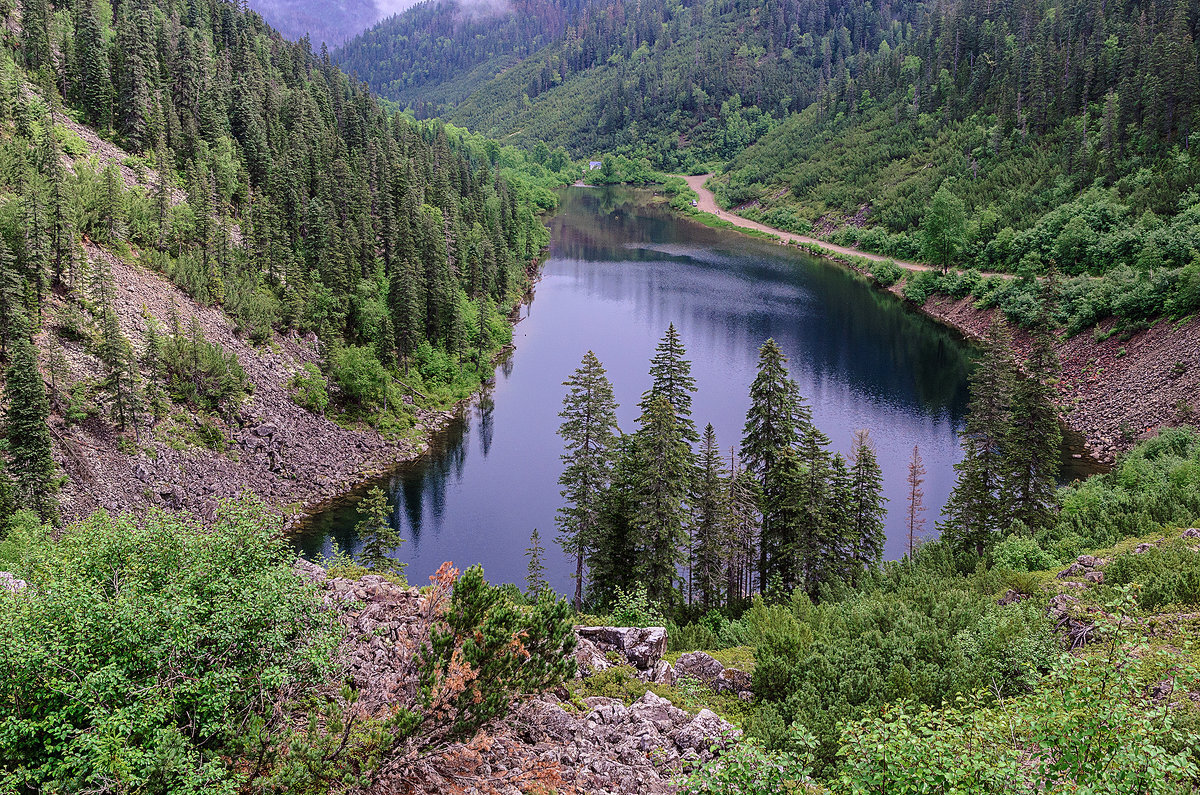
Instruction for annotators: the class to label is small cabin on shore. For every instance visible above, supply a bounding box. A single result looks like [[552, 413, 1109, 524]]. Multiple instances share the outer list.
[[588, 160, 602, 170]]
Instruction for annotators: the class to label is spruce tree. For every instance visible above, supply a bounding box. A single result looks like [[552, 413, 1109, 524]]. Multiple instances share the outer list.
[[640, 323, 698, 442], [74, 0, 115, 129], [690, 424, 730, 609], [847, 430, 886, 569], [555, 351, 620, 610], [741, 338, 810, 591], [1005, 293, 1063, 534], [525, 528, 549, 602], [630, 395, 692, 609], [355, 486, 404, 576], [5, 314, 57, 522], [941, 316, 1016, 557]]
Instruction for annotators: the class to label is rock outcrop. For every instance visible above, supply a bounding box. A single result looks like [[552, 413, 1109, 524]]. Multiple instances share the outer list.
[[575, 626, 668, 672], [0, 572, 28, 592], [305, 566, 739, 794], [673, 651, 753, 700]]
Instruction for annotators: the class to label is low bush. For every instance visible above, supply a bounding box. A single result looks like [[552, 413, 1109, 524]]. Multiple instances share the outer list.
[[289, 363, 330, 414], [0, 500, 341, 793]]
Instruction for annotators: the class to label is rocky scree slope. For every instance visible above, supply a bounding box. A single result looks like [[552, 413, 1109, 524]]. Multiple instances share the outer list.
[[46, 241, 455, 521]]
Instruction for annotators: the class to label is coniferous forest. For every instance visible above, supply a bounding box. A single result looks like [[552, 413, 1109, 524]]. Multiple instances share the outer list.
[[2, 0, 1200, 791]]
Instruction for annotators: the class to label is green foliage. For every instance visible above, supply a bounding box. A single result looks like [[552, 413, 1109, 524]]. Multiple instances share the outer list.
[[836, 592, 1200, 793], [677, 732, 815, 794], [354, 487, 405, 579], [1104, 540, 1200, 612], [328, 345, 390, 411], [1052, 426, 1200, 551], [991, 532, 1059, 573], [416, 564, 576, 744], [151, 319, 249, 411], [609, 583, 667, 628], [289, 364, 330, 415], [0, 499, 340, 793]]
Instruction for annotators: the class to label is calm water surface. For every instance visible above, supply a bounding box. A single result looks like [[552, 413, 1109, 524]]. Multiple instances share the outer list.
[[292, 186, 1087, 593]]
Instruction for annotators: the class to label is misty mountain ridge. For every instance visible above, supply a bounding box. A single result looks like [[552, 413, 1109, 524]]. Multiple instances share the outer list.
[[247, 0, 424, 46]]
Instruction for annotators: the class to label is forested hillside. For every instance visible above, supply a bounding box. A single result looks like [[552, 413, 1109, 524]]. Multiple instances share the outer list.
[[714, 0, 1200, 327], [337, 0, 891, 165], [340, 0, 1200, 332], [0, 0, 565, 522]]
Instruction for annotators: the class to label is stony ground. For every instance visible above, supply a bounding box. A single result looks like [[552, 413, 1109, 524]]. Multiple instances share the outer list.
[[921, 295, 1200, 464], [47, 243, 456, 522], [313, 565, 740, 795]]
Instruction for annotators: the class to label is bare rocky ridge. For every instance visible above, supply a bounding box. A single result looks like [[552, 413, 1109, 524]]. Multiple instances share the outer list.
[[308, 563, 741, 795]]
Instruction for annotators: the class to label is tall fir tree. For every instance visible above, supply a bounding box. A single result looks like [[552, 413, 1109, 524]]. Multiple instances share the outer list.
[[941, 316, 1017, 557], [555, 351, 620, 610], [847, 429, 886, 570], [690, 424, 730, 609], [740, 338, 810, 591], [630, 395, 692, 610], [640, 323, 698, 443], [4, 313, 57, 522]]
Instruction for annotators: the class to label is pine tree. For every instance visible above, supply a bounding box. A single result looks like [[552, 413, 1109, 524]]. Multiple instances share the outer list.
[[847, 429, 886, 569], [556, 351, 620, 610], [690, 424, 730, 609], [741, 338, 810, 591], [630, 395, 692, 609], [942, 316, 1016, 557], [74, 0, 115, 129], [4, 314, 57, 522], [1005, 289, 1063, 534], [791, 424, 834, 597], [525, 528, 549, 602], [640, 323, 698, 443], [356, 486, 404, 575], [906, 445, 927, 559]]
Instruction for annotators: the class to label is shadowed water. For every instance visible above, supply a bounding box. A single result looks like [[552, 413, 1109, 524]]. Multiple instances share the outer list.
[[291, 186, 1090, 593]]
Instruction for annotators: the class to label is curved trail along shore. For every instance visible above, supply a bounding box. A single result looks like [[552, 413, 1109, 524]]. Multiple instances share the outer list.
[[676, 175, 1199, 465]]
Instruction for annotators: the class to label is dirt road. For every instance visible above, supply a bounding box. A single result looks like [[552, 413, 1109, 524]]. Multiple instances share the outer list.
[[681, 174, 934, 272]]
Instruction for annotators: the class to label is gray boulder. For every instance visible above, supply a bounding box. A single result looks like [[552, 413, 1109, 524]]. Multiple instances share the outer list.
[[576, 626, 667, 670], [670, 708, 740, 754], [0, 572, 27, 593]]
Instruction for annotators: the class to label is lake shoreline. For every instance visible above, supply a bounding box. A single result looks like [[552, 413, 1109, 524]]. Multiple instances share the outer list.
[[662, 184, 1197, 465]]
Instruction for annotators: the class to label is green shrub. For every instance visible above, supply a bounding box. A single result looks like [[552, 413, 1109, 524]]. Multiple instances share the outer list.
[[869, 258, 903, 287], [329, 345, 389, 409], [992, 531, 1059, 572], [155, 319, 249, 410], [0, 499, 341, 793], [289, 363, 329, 414], [1105, 541, 1200, 612], [610, 583, 666, 627]]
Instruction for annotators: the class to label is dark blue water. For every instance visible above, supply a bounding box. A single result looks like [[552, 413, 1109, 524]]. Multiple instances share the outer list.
[[292, 186, 1033, 592]]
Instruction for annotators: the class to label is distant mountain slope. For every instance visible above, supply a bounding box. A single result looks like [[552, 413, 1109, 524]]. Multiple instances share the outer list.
[[336, 0, 907, 165], [248, 0, 420, 46]]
